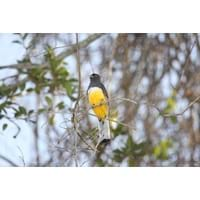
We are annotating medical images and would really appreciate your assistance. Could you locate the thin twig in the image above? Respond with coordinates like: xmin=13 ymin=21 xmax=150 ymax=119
xmin=17 ymin=146 xmax=26 ymax=167
xmin=88 ymin=113 xmax=136 ymax=131
xmin=1 ymin=115 xmax=21 ymax=138
xmin=0 ymin=154 xmax=18 ymax=167
xmin=162 ymin=95 xmax=200 ymax=117
xmin=179 ymin=39 xmax=197 ymax=84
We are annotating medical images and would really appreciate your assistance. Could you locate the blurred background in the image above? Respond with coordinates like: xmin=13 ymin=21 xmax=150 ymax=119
xmin=0 ymin=33 xmax=200 ymax=166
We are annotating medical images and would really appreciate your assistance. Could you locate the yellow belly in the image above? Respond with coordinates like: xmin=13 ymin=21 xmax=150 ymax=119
xmin=88 ymin=87 xmax=108 ymax=121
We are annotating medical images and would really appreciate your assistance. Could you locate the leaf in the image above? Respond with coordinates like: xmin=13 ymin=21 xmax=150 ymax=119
xmin=56 ymin=101 xmax=65 ymax=110
xmin=14 ymin=106 xmax=27 ymax=117
xmin=153 ymin=146 xmax=161 ymax=157
xmin=12 ymin=40 xmax=22 ymax=44
xmin=153 ymin=139 xmax=172 ymax=160
xmin=19 ymin=82 xmax=26 ymax=91
xmin=113 ymin=149 xmax=124 ymax=163
xmin=38 ymin=108 xmax=46 ymax=114
xmin=2 ymin=123 xmax=8 ymax=131
xmin=45 ymin=96 xmax=52 ymax=106
xmin=26 ymin=88 xmax=34 ymax=92
xmin=162 ymin=90 xmax=177 ymax=115
xmin=49 ymin=114 xmax=55 ymax=125
xmin=57 ymin=67 xmax=69 ymax=77
xmin=64 ymin=82 xmax=73 ymax=96
xmin=126 ymin=135 xmax=134 ymax=152
xmin=170 ymin=115 xmax=177 ymax=124
xmin=19 ymin=106 xmax=27 ymax=115
xmin=0 ymin=102 xmax=7 ymax=111
xmin=28 ymin=110 xmax=34 ymax=115
xmin=69 ymin=78 xmax=78 ymax=82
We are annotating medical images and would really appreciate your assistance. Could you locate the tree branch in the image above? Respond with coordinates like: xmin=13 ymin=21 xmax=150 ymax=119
xmin=0 ymin=154 xmax=18 ymax=167
xmin=0 ymin=34 xmax=105 ymax=70
xmin=58 ymin=33 xmax=105 ymax=60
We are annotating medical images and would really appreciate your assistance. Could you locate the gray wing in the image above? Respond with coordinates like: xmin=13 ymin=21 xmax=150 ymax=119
xmin=100 ymin=83 xmax=109 ymax=99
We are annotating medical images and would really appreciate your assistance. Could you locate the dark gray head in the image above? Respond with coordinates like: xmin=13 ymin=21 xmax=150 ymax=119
xmin=90 ymin=73 xmax=101 ymax=82
xmin=88 ymin=73 xmax=108 ymax=97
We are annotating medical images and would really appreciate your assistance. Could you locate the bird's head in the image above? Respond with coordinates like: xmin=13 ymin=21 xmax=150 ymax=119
xmin=90 ymin=73 xmax=101 ymax=81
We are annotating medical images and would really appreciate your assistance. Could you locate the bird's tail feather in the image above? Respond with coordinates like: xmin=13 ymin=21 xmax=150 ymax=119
xmin=98 ymin=120 xmax=111 ymax=144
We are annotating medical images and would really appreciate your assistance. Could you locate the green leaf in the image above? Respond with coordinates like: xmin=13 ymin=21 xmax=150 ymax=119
xmin=49 ymin=114 xmax=54 ymax=125
xmin=2 ymin=123 xmax=8 ymax=131
xmin=0 ymin=102 xmax=7 ymax=111
xmin=57 ymin=67 xmax=69 ymax=77
xmin=69 ymin=78 xmax=78 ymax=82
xmin=28 ymin=110 xmax=34 ymax=115
xmin=38 ymin=108 xmax=46 ymax=114
xmin=19 ymin=106 xmax=27 ymax=115
xmin=126 ymin=135 xmax=134 ymax=153
xmin=56 ymin=101 xmax=65 ymax=110
xmin=45 ymin=96 xmax=52 ymax=106
xmin=14 ymin=106 xmax=27 ymax=117
xmin=63 ymin=82 xmax=73 ymax=96
xmin=153 ymin=146 xmax=161 ymax=157
xmin=170 ymin=115 xmax=177 ymax=124
xmin=162 ymin=90 xmax=177 ymax=115
xmin=153 ymin=139 xmax=172 ymax=160
xmin=19 ymin=82 xmax=26 ymax=91
xmin=26 ymin=88 xmax=34 ymax=92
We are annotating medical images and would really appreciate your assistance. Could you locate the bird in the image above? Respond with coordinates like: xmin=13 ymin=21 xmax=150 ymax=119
xmin=87 ymin=73 xmax=111 ymax=145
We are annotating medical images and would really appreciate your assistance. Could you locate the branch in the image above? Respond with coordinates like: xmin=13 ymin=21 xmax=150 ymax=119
xmin=58 ymin=33 xmax=105 ymax=60
xmin=0 ymin=63 xmax=40 ymax=70
xmin=0 ymin=34 xmax=105 ymax=70
xmin=161 ymin=95 xmax=200 ymax=118
xmin=1 ymin=115 xmax=21 ymax=138
xmin=0 ymin=154 xmax=18 ymax=167
xmin=71 ymin=34 xmax=97 ymax=153
xmin=112 ymin=95 xmax=200 ymax=118
xmin=88 ymin=113 xmax=136 ymax=131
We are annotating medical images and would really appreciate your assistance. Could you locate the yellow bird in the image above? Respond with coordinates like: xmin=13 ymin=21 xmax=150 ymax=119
xmin=87 ymin=73 xmax=111 ymax=144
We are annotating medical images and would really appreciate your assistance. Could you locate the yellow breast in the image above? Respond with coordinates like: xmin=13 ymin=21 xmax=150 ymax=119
xmin=88 ymin=87 xmax=108 ymax=121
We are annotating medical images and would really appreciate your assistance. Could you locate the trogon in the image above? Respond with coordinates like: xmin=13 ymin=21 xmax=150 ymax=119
xmin=87 ymin=73 xmax=111 ymax=144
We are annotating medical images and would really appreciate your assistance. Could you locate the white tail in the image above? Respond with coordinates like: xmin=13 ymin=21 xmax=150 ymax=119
xmin=98 ymin=120 xmax=111 ymax=142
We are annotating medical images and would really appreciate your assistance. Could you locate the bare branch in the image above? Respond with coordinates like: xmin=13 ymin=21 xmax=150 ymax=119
xmin=0 ymin=63 xmax=40 ymax=70
xmin=58 ymin=33 xmax=105 ymax=60
xmin=162 ymin=95 xmax=200 ymax=118
xmin=0 ymin=154 xmax=18 ymax=167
